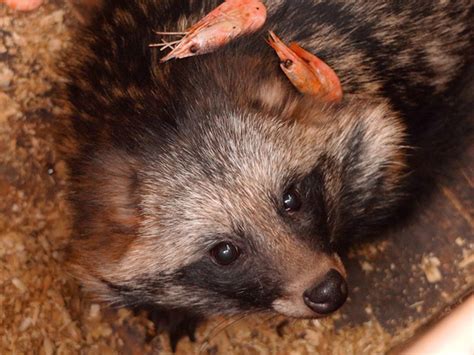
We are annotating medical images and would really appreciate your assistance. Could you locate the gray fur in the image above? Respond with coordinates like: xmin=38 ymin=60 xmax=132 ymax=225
xmin=61 ymin=0 xmax=472 ymax=320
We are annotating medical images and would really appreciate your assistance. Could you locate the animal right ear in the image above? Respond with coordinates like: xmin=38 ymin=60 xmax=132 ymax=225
xmin=68 ymin=0 xmax=103 ymax=24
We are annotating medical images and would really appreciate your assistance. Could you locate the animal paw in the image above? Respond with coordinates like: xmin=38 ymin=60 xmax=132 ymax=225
xmin=135 ymin=305 xmax=203 ymax=352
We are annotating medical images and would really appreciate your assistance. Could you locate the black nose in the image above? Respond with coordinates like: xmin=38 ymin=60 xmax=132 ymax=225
xmin=303 ymin=269 xmax=348 ymax=314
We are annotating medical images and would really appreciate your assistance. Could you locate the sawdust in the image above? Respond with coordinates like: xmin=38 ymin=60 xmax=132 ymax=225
xmin=420 ymin=255 xmax=443 ymax=283
xmin=459 ymin=251 xmax=474 ymax=269
xmin=0 ymin=1 xmax=472 ymax=354
xmin=347 ymin=240 xmax=391 ymax=260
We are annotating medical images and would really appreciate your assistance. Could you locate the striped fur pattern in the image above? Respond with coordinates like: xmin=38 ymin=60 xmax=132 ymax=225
xmin=60 ymin=0 xmax=472 ymax=337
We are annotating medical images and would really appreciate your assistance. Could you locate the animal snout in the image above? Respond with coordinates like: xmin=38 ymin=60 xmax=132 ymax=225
xmin=303 ymin=269 xmax=348 ymax=314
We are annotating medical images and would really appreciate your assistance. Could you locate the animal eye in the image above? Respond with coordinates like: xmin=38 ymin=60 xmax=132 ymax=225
xmin=210 ymin=242 xmax=241 ymax=266
xmin=283 ymin=189 xmax=301 ymax=212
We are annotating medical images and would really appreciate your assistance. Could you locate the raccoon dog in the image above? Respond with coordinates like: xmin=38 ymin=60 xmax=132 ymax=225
xmin=61 ymin=0 xmax=473 ymax=346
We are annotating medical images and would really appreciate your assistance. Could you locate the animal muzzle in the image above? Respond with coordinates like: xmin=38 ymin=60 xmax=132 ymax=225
xmin=302 ymin=269 xmax=348 ymax=314
xmin=272 ymin=252 xmax=348 ymax=318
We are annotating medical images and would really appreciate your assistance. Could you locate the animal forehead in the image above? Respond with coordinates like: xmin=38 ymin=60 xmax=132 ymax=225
xmin=180 ymin=112 xmax=320 ymax=175
xmin=161 ymin=168 xmax=290 ymax=240
xmin=180 ymin=194 xmax=297 ymax=255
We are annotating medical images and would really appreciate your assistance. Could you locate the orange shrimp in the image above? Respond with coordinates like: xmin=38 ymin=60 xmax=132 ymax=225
xmin=267 ymin=31 xmax=342 ymax=103
xmin=2 ymin=0 xmax=42 ymax=11
xmin=151 ymin=0 xmax=267 ymax=62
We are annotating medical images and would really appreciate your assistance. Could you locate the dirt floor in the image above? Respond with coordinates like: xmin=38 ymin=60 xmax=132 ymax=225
xmin=0 ymin=1 xmax=473 ymax=354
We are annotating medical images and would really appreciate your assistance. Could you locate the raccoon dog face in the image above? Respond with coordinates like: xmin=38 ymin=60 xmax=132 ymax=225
xmin=68 ymin=95 xmax=406 ymax=318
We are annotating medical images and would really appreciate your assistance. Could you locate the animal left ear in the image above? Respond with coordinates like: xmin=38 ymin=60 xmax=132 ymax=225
xmin=268 ymin=31 xmax=343 ymax=103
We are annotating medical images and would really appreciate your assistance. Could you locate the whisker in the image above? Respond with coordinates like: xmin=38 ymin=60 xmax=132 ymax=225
xmin=260 ymin=313 xmax=281 ymax=325
xmin=198 ymin=313 xmax=251 ymax=355
xmin=153 ymin=30 xmax=188 ymax=35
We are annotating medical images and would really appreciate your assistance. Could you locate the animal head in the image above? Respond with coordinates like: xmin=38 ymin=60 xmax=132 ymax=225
xmin=67 ymin=91 xmax=406 ymax=318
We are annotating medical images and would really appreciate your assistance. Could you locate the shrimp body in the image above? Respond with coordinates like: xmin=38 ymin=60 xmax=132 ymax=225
xmin=2 ymin=0 xmax=42 ymax=11
xmin=155 ymin=0 xmax=267 ymax=62
xmin=268 ymin=31 xmax=342 ymax=103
